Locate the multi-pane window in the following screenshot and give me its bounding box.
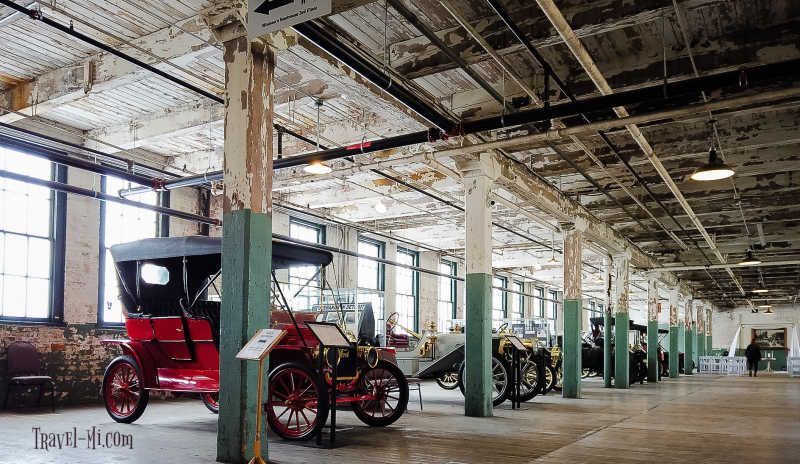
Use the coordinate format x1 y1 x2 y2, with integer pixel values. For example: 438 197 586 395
437 260 456 331
492 276 507 326
0 148 63 320
534 287 545 318
100 176 158 324
547 290 559 340
357 238 384 320
288 219 324 311
511 281 524 319
395 248 419 332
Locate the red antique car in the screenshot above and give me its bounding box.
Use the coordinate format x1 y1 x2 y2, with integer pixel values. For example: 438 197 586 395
101 236 408 440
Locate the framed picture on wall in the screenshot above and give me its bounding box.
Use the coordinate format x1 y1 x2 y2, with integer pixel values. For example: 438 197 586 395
751 328 787 349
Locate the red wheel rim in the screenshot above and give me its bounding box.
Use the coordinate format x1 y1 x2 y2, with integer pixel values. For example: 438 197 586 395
202 392 219 409
105 362 142 418
357 368 401 419
266 368 320 438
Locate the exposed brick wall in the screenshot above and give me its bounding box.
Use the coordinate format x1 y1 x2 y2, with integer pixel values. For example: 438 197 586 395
0 324 124 404
0 170 201 406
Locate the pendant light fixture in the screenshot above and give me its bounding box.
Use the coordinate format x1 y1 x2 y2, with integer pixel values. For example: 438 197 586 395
303 160 332 175
547 230 558 264
737 249 762 266
303 98 331 175
690 147 734 181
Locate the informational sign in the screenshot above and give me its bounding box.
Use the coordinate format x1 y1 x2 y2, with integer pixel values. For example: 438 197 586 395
305 322 352 348
236 328 286 360
248 0 332 39
506 335 528 352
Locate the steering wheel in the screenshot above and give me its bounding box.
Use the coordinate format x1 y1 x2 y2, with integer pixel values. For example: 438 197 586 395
497 322 509 333
386 312 400 334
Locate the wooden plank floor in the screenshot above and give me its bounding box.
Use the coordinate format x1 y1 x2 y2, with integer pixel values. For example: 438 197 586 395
1 375 797 463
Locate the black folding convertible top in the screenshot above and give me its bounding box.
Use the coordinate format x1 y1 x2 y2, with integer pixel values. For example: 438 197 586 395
110 236 333 270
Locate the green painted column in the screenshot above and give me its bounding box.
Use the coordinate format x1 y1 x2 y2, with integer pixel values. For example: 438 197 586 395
561 224 583 398
218 212 272 462
216 35 276 463
613 252 630 389
460 154 498 417
684 300 694 375
668 290 679 378
706 309 713 355
603 308 612 388
696 305 705 358
464 273 492 416
646 279 659 383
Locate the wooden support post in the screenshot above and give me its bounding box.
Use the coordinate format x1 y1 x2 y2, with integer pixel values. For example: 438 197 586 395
668 289 679 378
613 251 630 389
216 31 275 463
459 153 499 417
561 222 582 398
603 260 612 388
647 279 659 383
697 304 706 358
684 300 694 375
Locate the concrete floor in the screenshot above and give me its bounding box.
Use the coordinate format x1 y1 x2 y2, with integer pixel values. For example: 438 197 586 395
1 375 798 463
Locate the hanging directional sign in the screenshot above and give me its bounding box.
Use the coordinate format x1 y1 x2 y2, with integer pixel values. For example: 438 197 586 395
248 0 332 39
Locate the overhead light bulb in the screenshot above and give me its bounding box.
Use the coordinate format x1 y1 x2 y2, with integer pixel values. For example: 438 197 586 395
737 249 762 266
751 288 769 294
690 148 734 181
374 200 387 213
303 160 332 175
764 307 775 315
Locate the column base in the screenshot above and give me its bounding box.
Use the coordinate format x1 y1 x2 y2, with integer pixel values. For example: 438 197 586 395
614 312 629 389
464 273 492 417
562 299 582 398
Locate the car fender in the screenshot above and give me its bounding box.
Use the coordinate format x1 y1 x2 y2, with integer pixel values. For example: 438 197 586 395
101 339 158 388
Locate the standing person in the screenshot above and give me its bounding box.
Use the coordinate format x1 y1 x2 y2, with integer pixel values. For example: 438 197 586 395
745 337 762 377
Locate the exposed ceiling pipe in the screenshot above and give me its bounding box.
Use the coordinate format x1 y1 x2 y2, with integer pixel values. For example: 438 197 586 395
0 169 219 226
485 0 732 301
535 0 748 295
293 21 454 130
387 0 510 110
437 0 542 105
661 260 800 272
104 59 800 193
434 86 800 156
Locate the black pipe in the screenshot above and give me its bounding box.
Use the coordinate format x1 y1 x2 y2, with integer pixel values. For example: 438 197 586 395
0 134 155 187
484 0 743 262
387 0 508 109
0 0 223 104
293 21 455 130
113 56 800 194
0 169 220 225
0 121 179 180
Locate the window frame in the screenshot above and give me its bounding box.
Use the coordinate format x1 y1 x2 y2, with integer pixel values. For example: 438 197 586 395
97 175 164 327
287 217 325 311
396 247 419 332
0 161 66 324
438 260 457 330
492 276 508 322
357 236 385 291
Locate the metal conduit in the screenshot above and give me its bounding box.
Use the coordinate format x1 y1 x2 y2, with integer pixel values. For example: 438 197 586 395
534 0 746 296
0 169 220 226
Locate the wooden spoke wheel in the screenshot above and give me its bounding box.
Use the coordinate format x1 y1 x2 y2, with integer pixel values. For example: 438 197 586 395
435 371 460 390
201 392 219 414
352 361 409 427
266 363 328 441
102 355 149 423
458 356 510 406
509 357 540 402
553 364 563 391
385 312 400 333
